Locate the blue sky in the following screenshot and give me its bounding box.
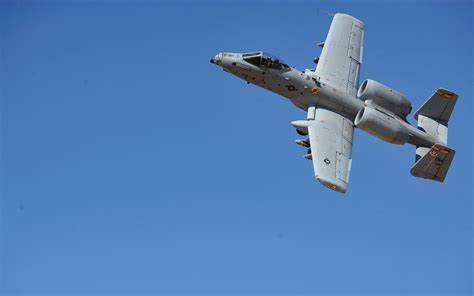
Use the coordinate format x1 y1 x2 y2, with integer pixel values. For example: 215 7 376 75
1 1 472 295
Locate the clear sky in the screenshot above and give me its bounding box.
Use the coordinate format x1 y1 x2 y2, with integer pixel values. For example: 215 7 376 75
1 1 472 295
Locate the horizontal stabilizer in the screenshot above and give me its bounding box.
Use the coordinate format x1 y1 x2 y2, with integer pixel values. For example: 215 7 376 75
410 144 455 182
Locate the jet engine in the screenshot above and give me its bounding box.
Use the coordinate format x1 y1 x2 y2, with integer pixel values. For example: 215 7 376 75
357 79 412 118
355 107 410 145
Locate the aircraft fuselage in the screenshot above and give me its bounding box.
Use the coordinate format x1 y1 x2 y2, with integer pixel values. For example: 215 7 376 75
211 52 362 121
210 51 437 148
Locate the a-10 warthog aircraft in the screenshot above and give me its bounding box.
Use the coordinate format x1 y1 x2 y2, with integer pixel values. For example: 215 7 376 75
210 13 458 193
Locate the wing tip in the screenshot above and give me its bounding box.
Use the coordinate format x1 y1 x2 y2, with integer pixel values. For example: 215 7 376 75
334 13 365 28
316 175 347 193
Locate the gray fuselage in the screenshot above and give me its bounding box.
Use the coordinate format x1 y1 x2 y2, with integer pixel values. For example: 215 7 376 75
211 52 438 148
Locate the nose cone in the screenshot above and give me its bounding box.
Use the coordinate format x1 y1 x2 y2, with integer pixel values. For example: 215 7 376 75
210 53 222 66
210 52 239 70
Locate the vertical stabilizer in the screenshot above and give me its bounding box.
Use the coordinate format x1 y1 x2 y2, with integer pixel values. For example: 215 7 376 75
412 89 458 181
414 88 458 160
411 144 455 182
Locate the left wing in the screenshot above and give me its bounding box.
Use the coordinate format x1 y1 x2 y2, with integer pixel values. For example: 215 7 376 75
308 108 354 193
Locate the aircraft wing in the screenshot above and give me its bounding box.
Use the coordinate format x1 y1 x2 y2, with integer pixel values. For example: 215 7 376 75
308 108 354 193
315 13 365 97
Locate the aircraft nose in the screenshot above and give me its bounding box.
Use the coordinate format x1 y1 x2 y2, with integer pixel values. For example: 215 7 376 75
211 53 222 66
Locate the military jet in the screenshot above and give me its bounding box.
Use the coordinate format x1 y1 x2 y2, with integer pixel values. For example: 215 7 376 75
210 13 458 193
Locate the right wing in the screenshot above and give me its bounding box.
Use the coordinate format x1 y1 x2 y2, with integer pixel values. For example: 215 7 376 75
308 108 354 193
315 13 365 97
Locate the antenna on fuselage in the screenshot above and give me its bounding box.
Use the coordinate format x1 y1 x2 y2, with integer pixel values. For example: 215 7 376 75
319 9 335 17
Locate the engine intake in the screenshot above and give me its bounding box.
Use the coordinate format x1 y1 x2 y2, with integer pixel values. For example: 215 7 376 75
357 79 412 118
355 107 410 145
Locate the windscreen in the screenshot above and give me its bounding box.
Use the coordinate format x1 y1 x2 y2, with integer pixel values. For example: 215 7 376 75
261 52 288 70
242 52 289 70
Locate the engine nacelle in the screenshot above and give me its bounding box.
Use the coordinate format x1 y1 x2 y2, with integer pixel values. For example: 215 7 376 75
357 79 412 118
355 107 410 145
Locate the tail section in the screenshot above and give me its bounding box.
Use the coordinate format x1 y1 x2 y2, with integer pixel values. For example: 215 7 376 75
412 89 458 182
414 88 458 126
410 144 456 182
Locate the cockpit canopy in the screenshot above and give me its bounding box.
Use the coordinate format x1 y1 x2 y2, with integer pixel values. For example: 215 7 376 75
242 52 289 70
